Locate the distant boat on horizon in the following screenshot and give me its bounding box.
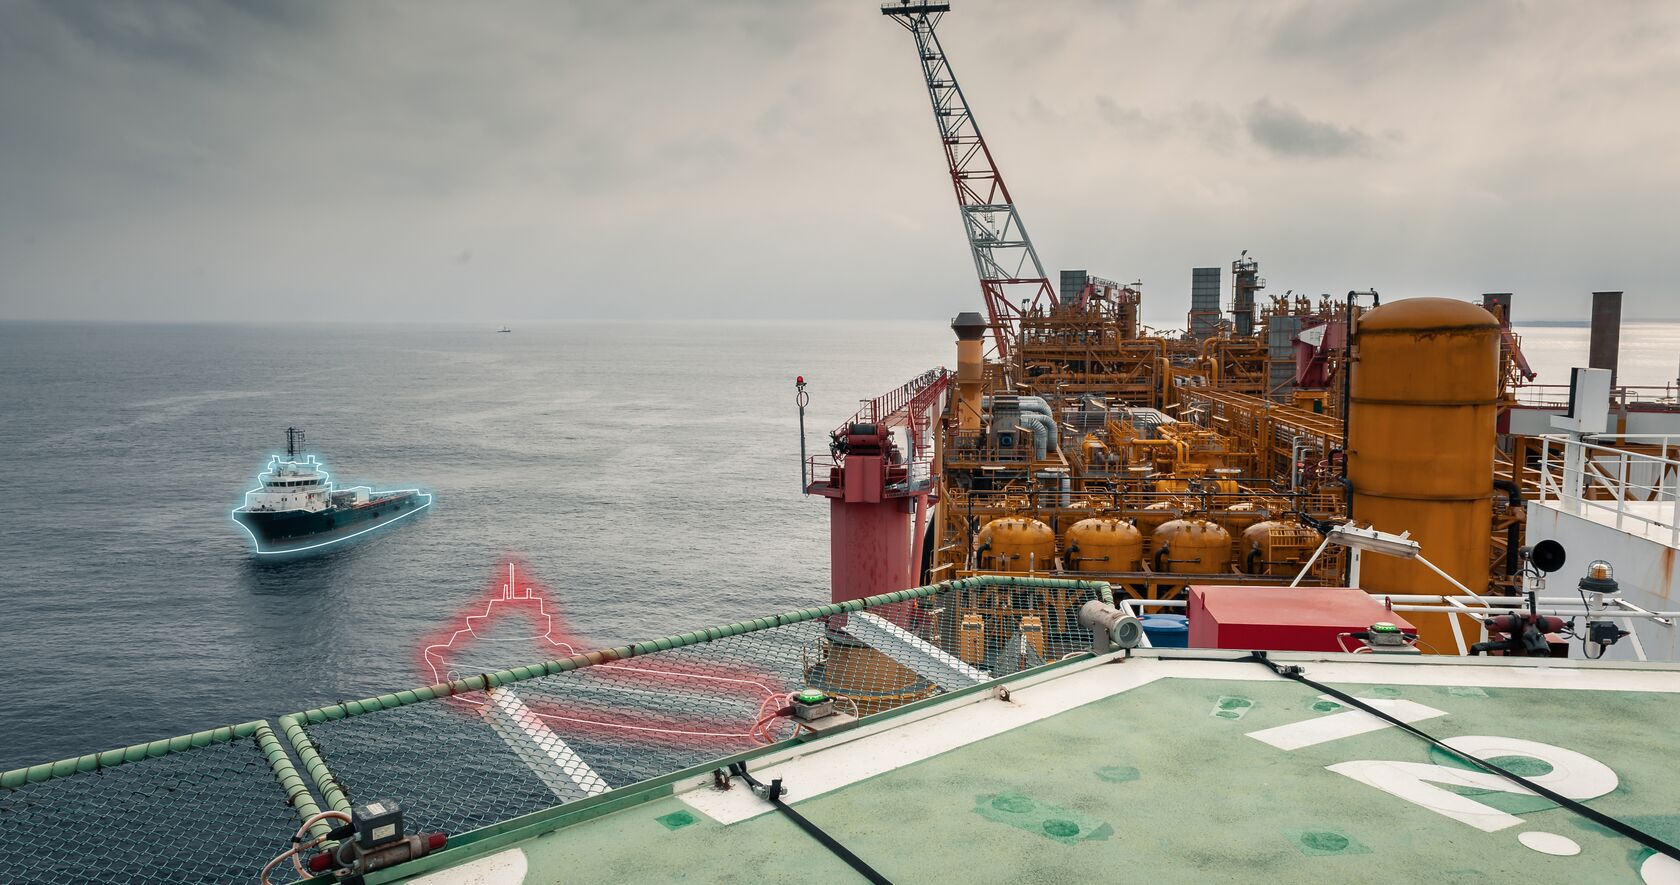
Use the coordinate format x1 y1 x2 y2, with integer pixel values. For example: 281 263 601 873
497 326 512 333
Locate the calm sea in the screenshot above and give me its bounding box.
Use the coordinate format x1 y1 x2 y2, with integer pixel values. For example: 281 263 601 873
0 320 947 770
0 318 1673 769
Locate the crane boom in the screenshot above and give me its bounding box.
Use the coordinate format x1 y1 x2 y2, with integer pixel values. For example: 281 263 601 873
883 2 1058 364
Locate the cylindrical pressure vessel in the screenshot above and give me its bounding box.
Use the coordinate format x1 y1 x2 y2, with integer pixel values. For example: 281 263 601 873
1151 519 1232 575
1349 297 1499 654
1065 518 1144 573
1239 520 1322 576
976 517 1056 573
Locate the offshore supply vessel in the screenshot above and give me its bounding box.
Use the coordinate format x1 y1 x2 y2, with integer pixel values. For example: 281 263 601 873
4 4 1680 884
232 428 431 555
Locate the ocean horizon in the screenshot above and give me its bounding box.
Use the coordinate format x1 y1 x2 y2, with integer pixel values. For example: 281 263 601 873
1 316 1675 770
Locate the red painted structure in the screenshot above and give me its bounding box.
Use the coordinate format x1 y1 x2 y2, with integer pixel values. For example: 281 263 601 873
1293 319 1345 390
1186 585 1416 653
807 371 949 603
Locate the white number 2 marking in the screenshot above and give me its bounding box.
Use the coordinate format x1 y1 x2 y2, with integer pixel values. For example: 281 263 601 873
1327 735 1618 833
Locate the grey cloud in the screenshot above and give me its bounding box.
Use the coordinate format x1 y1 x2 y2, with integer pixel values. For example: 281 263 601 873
1269 0 1467 55
1089 98 1236 153
1183 102 1241 154
1094 96 1145 130
1245 98 1371 159
29 0 325 73
0 0 1676 324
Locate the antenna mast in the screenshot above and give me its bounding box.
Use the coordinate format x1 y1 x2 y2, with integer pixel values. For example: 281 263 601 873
285 427 304 458
882 1 1058 365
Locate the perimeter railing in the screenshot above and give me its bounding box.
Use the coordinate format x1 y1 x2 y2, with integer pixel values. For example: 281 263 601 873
0 576 1118 884
1536 433 1680 545
1515 383 1680 409
277 576 1115 849
0 721 319 884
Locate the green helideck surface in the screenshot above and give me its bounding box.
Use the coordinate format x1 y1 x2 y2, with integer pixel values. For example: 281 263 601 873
475 676 1680 884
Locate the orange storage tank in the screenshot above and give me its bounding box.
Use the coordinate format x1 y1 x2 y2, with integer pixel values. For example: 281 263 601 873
1065 518 1143 573
1151 518 1232 575
976 517 1056 573
1349 297 1498 654
1239 520 1322 576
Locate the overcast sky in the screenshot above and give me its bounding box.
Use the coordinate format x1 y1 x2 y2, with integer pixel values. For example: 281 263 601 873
2 0 1676 326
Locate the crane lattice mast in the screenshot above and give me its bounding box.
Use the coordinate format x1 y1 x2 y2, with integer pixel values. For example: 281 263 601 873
882 1 1058 364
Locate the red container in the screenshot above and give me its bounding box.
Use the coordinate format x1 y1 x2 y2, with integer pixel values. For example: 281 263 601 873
1186 586 1416 653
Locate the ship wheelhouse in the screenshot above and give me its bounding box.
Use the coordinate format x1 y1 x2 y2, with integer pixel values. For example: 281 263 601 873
241 455 332 513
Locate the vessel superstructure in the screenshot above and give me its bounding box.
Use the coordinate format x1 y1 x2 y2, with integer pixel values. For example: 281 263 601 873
232 427 431 555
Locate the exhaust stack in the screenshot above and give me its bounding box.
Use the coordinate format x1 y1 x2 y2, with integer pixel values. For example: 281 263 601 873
1589 291 1623 388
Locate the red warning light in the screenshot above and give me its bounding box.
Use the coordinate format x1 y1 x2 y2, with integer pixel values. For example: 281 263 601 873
796 375 804 384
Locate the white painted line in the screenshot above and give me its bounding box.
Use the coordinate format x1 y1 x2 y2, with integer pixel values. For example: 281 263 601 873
481 688 609 801
1142 655 1680 693
409 847 528 884
1246 696 1447 751
679 657 1165 825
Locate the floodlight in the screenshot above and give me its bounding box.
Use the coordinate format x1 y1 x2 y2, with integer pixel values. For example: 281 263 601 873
1325 524 1421 559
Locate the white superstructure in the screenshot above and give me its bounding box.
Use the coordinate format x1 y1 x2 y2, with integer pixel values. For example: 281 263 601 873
238 455 335 514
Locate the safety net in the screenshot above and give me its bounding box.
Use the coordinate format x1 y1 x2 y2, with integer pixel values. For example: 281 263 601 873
0 577 1114 881
283 576 1114 840
0 721 315 884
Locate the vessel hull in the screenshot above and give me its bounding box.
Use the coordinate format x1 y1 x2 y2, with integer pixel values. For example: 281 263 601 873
233 490 430 554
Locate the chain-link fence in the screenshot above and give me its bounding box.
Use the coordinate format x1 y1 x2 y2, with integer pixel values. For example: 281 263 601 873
0 721 317 884
284 576 1114 840
0 577 1115 881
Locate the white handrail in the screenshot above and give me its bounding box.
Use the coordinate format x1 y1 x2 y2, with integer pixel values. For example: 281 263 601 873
1535 434 1680 542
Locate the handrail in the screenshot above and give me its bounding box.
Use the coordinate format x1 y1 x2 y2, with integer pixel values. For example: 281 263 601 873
1514 383 1680 408
0 719 324 838
1535 433 1680 545
279 575 1115 817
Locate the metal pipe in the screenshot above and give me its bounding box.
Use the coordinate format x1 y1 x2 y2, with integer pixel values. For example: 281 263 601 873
1492 478 1523 578
909 491 929 586
1339 291 1378 489
796 378 810 494
0 719 270 787
1018 412 1056 459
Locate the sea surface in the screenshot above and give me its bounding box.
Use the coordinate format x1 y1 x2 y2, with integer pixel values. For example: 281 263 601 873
0 320 947 770
0 318 1675 770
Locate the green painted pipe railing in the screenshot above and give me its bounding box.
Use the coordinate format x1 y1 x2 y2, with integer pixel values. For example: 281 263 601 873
0 718 322 833
279 575 1114 819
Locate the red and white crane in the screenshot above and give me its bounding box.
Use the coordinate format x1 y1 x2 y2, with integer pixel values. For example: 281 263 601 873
883 1 1058 364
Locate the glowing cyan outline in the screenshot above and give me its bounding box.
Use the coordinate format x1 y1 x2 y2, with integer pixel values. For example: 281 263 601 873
231 453 433 555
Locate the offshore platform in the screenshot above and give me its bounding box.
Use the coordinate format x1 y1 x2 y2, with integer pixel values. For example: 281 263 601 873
807 2 1680 662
